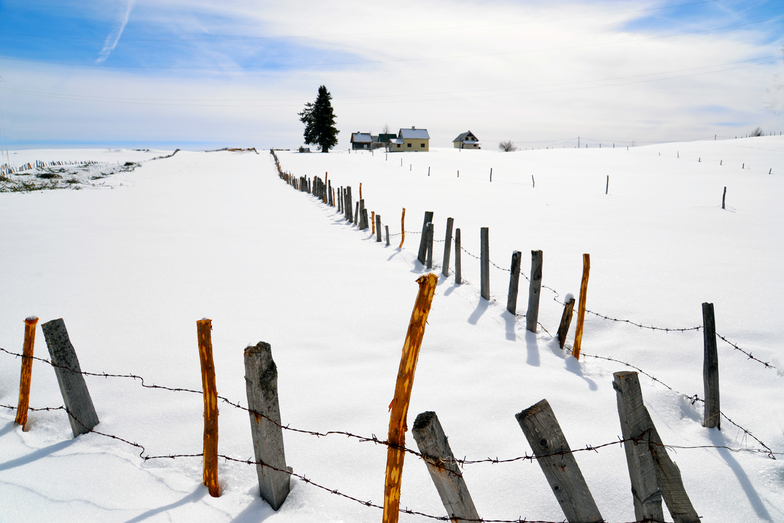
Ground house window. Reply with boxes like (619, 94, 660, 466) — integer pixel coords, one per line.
(407, 143, 412, 148)
(396, 144, 401, 149)
(420, 143, 425, 148)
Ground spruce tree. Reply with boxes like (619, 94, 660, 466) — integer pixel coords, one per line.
(298, 86, 339, 153)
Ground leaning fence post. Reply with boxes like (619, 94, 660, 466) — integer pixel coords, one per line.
(702, 303, 720, 429)
(417, 211, 434, 264)
(515, 399, 603, 523)
(197, 318, 220, 497)
(244, 342, 292, 510)
(526, 250, 543, 332)
(383, 274, 438, 523)
(480, 227, 490, 300)
(41, 318, 100, 438)
(507, 251, 521, 315)
(557, 295, 576, 349)
(15, 316, 39, 431)
(412, 411, 481, 522)
(455, 228, 462, 284)
(399, 208, 406, 248)
(572, 254, 590, 360)
(442, 217, 454, 277)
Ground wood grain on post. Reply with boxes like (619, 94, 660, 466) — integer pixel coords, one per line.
(454, 228, 462, 284)
(197, 318, 220, 497)
(515, 399, 603, 523)
(15, 316, 39, 430)
(345, 187, 353, 223)
(613, 371, 664, 522)
(557, 297, 576, 349)
(244, 342, 291, 510)
(412, 411, 480, 522)
(507, 251, 522, 315)
(383, 273, 439, 523)
(526, 250, 543, 333)
(417, 211, 434, 264)
(480, 227, 490, 300)
(572, 253, 590, 360)
(442, 217, 454, 277)
(399, 208, 406, 248)
(41, 318, 100, 437)
(702, 303, 720, 429)
(372, 211, 376, 235)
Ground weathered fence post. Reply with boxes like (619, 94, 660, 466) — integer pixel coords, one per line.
(383, 274, 439, 523)
(345, 187, 353, 223)
(442, 217, 454, 277)
(41, 318, 100, 438)
(371, 211, 376, 235)
(480, 227, 490, 300)
(354, 202, 359, 226)
(244, 342, 292, 510)
(385, 225, 390, 246)
(702, 303, 720, 429)
(417, 211, 434, 265)
(557, 295, 576, 349)
(526, 250, 543, 332)
(572, 253, 590, 360)
(613, 371, 701, 522)
(454, 228, 462, 284)
(412, 411, 480, 522)
(15, 316, 39, 431)
(515, 399, 603, 523)
(361, 208, 369, 231)
(399, 208, 406, 248)
(425, 223, 434, 269)
(197, 319, 220, 497)
(507, 251, 522, 315)
(376, 214, 382, 242)
(722, 187, 727, 210)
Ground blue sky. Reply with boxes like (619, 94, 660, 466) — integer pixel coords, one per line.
(0, 0, 782, 150)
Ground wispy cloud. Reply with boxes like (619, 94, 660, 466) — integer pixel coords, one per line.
(96, 0, 136, 64)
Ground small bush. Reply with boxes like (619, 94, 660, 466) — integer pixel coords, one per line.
(750, 127, 763, 137)
(499, 140, 516, 152)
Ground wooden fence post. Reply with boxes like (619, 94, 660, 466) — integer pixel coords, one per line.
(383, 274, 439, 523)
(526, 250, 543, 333)
(412, 411, 481, 522)
(480, 228, 490, 300)
(515, 399, 603, 523)
(425, 223, 434, 269)
(613, 371, 701, 522)
(702, 303, 720, 429)
(455, 228, 462, 284)
(376, 214, 382, 242)
(41, 318, 100, 438)
(399, 208, 406, 248)
(244, 342, 292, 510)
(507, 251, 522, 315)
(15, 316, 39, 431)
(442, 217, 454, 277)
(197, 318, 220, 497)
(345, 187, 353, 223)
(385, 225, 390, 246)
(557, 296, 576, 349)
(372, 211, 376, 235)
(722, 187, 726, 210)
(417, 211, 434, 265)
(359, 199, 367, 229)
(354, 202, 359, 226)
(572, 254, 590, 360)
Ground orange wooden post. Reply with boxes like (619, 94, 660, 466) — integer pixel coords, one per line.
(15, 316, 39, 431)
(197, 318, 220, 497)
(372, 211, 376, 235)
(382, 273, 438, 523)
(359, 182, 363, 200)
(572, 254, 591, 360)
(399, 208, 406, 248)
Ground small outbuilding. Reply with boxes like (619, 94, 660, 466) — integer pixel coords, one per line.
(453, 131, 480, 149)
(350, 132, 373, 150)
(388, 127, 430, 152)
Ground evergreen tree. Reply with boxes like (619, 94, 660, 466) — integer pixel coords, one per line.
(298, 86, 339, 153)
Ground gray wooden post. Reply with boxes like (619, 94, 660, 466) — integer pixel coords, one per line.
(425, 222, 434, 269)
(244, 342, 292, 510)
(702, 303, 720, 429)
(376, 214, 382, 242)
(515, 399, 603, 523)
(417, 211, 434, 265)
(442, 217, 454, 277)
(354, 202, 359, 226)
(613, 371, 664, 522)
(455, 228, 462, 284)
(359, 199, 366, 229)
(345, 187, 353, 223)
(385, 225, 390, 246)
(722, 187, 726, 209)
(526, 250, 543, 332)
(507, 250, 522, 315)
(41, 319, 100, 437)
(412, 411, 480, 522)
(613, 372, 700, 522)
(480, 227, 490, 300)
(557, 296, 576, 349)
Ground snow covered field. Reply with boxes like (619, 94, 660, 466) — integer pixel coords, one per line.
(0, 138, 782, 522)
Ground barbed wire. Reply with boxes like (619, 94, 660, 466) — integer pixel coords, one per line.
(715, 333, 777, 370)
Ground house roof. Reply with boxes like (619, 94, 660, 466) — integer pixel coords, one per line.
(351, 132, 372, 143)
(453, 131, 478, 143)
(376, 133, 397, 143)
(399, 127, 430, 140)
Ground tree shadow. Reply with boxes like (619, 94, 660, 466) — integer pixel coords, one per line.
(707, 429, 773, 521)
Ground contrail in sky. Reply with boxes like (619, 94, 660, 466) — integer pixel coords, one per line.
(96, 0, 136, 63)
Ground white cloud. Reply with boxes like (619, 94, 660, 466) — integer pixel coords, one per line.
(96, 0, 136, 63)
